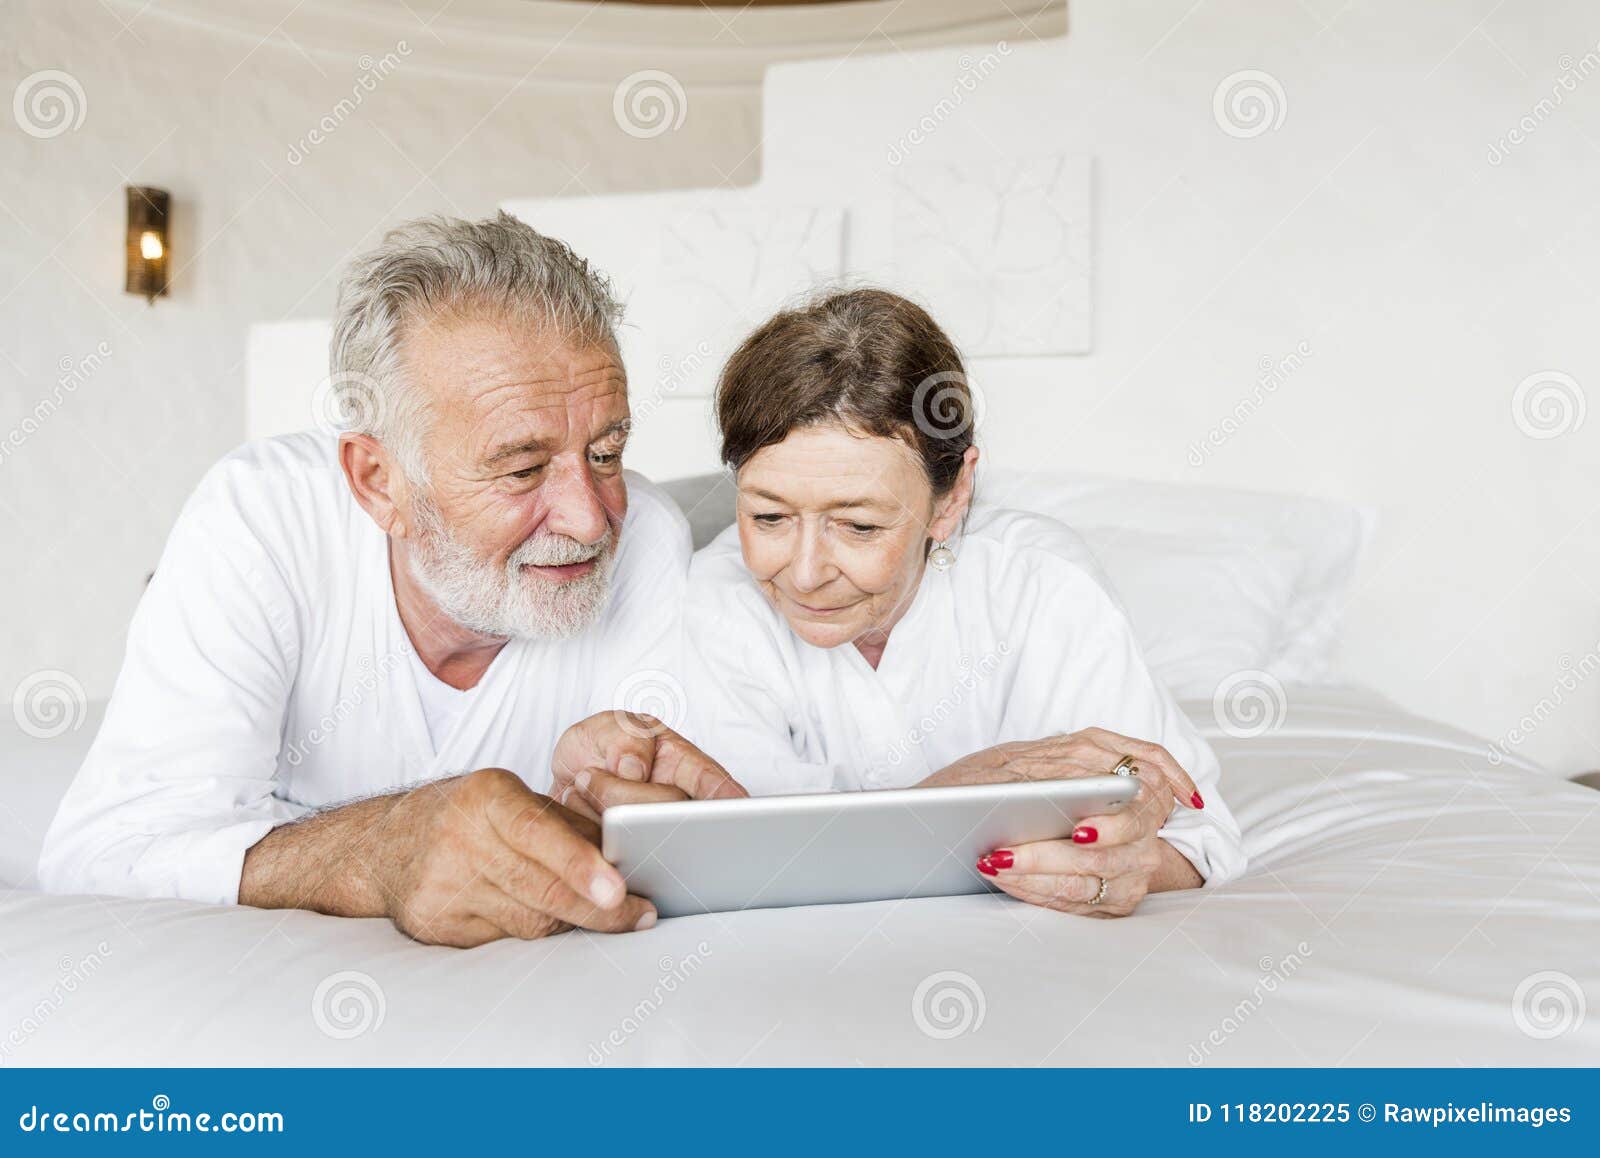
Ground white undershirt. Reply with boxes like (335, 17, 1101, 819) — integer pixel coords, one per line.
(407, 646, 477, 755)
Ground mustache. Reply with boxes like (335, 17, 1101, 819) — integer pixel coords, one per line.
(510, 529, 614, 568)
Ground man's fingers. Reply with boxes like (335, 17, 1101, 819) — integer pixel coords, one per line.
(653, 734, 749, 801)
(569, 767, 689, 813)
(475, 877, 653, 938)
(486, 788, 622, 910)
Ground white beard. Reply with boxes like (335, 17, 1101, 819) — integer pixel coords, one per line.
(406, 492, 617, 641)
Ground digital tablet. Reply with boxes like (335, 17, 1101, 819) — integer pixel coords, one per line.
(601, 776, 1139, 918)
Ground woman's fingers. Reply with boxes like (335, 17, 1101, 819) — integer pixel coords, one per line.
(980, 836, 1134, 878)
(1080, 728, 1201, 808)
(989, 870, 1145, 917)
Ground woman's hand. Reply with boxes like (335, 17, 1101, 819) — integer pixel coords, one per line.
(917, 727, 1208, 917)
(978, 776, 1202, 917)
(551, 710, 749, 818)
(918, 727, 1205, 811)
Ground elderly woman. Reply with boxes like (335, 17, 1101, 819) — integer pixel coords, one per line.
(674, 289, 1246, 916)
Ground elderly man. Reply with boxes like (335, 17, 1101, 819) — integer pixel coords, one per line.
(38, 213, 739, 946)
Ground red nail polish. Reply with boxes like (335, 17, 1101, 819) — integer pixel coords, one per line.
(987, 849, 1015, 869)
(1072, 826, 1097, 844)
(1190, 791, 1205, 809)
(977, 858, 998, 877)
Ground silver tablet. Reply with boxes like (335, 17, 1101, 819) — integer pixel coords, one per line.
(601, 776, 1139, 918)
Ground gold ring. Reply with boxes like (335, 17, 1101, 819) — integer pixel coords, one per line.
(1089, 876, 1109, 905)
(1111, 755, 1138, 777)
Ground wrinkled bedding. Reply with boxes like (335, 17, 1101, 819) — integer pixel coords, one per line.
(1, 687, 1596, 1066)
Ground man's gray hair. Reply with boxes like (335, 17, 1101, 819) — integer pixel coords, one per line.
(328, 212, 624, 482)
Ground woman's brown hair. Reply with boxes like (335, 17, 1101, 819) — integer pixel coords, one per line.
(714, 288, 976, 495)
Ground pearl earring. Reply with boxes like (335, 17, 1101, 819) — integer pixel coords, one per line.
(929, 541, 956, 571)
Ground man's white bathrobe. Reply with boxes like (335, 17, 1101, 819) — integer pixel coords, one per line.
(682, 506, 1247, 885)
(37, 433, 690, 904)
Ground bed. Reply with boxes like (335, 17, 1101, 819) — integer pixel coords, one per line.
(3, 473, 1596, 1066)
(2, 685, 1596, 1066)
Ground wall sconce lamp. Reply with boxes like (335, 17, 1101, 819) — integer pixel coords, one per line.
(125, 186, 170, 303)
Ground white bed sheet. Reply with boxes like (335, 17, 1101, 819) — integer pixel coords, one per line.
(1, 687, 1596, 1066)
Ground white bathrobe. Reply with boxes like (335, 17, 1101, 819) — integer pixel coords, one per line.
(37, 433, 690, 904)
(682, 505, 1247, 885)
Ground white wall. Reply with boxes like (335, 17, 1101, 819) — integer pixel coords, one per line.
(10, 0, 1597, 773)
(1, 0, 1051, 714)
(750, 2, 1600, 773)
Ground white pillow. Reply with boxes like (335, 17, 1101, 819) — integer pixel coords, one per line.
(979, 467, 1372, 686)
(1079, 526, 1300, 697)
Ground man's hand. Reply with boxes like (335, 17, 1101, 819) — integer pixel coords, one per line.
(552, 711, 748, 817)
(240, 767, 658, 948)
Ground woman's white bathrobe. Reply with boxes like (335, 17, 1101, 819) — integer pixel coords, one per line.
(682, 505, 1247, 885)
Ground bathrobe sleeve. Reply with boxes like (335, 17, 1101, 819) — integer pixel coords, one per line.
(1001, 545, 1248, 886)
(36, 456, 312, 904)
